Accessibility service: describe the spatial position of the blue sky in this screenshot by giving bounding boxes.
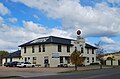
[0,0,120,53]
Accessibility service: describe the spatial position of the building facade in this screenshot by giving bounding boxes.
[2,50,21,65]
[19,36,97,67]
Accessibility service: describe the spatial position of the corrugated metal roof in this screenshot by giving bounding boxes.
[19,36,74,47]
[3,50,21,58]
[19,36,97,49]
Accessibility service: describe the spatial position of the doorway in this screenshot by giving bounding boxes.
[44,56,49,67]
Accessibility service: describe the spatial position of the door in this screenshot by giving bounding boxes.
[44,56,49,67]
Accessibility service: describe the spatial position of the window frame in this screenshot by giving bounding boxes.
[92,49,94,54]
[60,57,63,63]
[92,57,94,63]
[81,47,84,53]
[42,45,45,52]
[24,47,26,53]
[87,48,89,54]
[67,46,70,53]
[58,45,62,52]
[39,45,41,52]
[32,46,35,53]
[87,57,89,63]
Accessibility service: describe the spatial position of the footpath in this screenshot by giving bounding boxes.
[0,65,116,78]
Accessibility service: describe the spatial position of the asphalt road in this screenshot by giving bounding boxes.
[24,67,120,79]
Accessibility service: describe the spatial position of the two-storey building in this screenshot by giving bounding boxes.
[19,36,97,67]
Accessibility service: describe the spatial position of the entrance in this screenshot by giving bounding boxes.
[44,56,49,67]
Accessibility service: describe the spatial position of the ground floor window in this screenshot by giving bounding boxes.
[92,57,94,63]
[25,57,27,62]
[33,57,36,64]
[87,57,89,63]
[28,57,30,62]
[60,57,63,63]
[65,57,70,64]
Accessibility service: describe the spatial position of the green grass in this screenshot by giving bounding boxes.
[0,76,21,78]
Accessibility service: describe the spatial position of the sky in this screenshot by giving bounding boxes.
[0,0,120,53]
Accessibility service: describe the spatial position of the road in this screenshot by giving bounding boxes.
[24,67,120,79]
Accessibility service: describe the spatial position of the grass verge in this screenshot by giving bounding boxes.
[0,76,21,78]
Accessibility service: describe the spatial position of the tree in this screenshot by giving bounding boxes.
[70,50,85,70]
[95,41,105,69]
[0,50,9,56]
[0,50,9,65]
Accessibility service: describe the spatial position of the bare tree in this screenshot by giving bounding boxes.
[95,41,104,69]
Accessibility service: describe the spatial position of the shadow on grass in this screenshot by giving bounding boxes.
[0,76,22,79]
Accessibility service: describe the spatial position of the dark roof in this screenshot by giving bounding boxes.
[19,36,74,47]
[19,36,97,49]
[85,43,97,49]
[3,50,21,58]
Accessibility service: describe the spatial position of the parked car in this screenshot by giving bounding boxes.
[4,61,19,67]
[17,62,35,68]
[4,62,11,67]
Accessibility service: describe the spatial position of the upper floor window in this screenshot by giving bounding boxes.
[58,45,61,52]
[24,47,26,53]
[87,48,89,54]
[92,49,94,54]
[39,45,41,52]
[81,47,83,53]
[67,46,70,52]
[42,45,45,52]
[32,46,34,53]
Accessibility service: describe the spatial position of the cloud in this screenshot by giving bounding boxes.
[102,43,120,53]
[0,2,10,15]
[0,20,71,52]
[107,0,120,6]
[33,14,40,20]
[0,16,4,24]
[100,37,120,53]
[8,17,18,23]
[3,0,120,53]
[11,0,120,38]
[101,37,115,44]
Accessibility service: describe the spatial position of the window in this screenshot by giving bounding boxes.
[67,46,70,52]
[92,49,94,54]
[65,57,70,64]
[25,57,27,62]
[60,57,63,63]
[33,57,37,64]
[58,45,61,52]
[33,57,36,60]
[42,45,45,52]
[81,47,84,53]
[24,47,26,53]
[87,57,89,63]
[28,57,30,62]
[39,45,41,52]
[32,46,34,53]
[87,48,89,54]
[92,57,94,63]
